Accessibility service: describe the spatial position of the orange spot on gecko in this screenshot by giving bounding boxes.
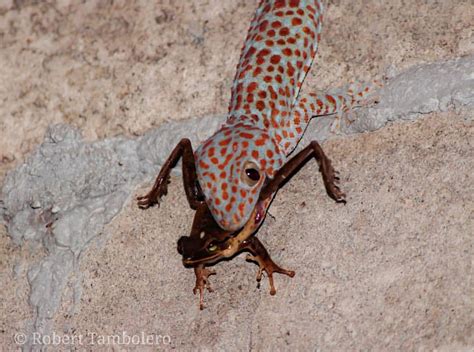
[271,21,282,29]
[233,213,240,224]
[270,55,281,64]
[219,137,231,146]
[238,203,245,215]
[269,86,277,99]
[326,95,336,106]
[253,67,263,77]
[274,0,286,9]
[240,132,254,139]
[247,82,258,93]
[199,160,210,169]
[291,17,302,26]
[259,20,269,32]
[279,27,290,36]
[258,48,271,57]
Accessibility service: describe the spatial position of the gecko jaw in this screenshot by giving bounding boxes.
[182,198,271,266]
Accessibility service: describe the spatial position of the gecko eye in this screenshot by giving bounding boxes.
[242,160,261,187]
[207,242,218,252]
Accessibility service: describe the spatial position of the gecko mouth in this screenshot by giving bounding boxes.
[182,199,270,266]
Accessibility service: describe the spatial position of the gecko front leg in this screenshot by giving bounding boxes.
[137,138,203,210]
[259,140,346,203]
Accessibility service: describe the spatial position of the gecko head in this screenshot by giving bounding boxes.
[195,122,283,231]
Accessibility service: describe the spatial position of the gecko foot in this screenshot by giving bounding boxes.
[193,265,216,310]
[244,237,295,295]
[136,176,171,208]
[312,142,346,203]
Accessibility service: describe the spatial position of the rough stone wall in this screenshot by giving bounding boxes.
[0,1,473,351]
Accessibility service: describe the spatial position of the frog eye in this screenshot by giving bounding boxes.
[207,242,218,252]
[241,160,261,187]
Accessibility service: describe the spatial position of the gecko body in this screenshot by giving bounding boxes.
[195,0,370,230]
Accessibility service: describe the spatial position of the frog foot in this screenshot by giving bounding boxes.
[244,237,295,295]
[193,265,216,310]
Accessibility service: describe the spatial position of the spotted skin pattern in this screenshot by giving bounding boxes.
[195,0,376,231]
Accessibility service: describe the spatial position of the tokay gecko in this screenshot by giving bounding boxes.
[138,0,380,309]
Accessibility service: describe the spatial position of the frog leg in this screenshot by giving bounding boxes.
[242,236,295,295]
[193,264,216,310]
[137,138,203,210]
[259,140,345,203]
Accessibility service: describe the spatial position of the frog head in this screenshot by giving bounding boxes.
[177,197,271,266]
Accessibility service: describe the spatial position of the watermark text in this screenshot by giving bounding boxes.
[14,331,171,346]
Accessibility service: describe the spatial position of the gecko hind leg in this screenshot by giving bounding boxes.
[306,78,384,133]
[243,237,295,295]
